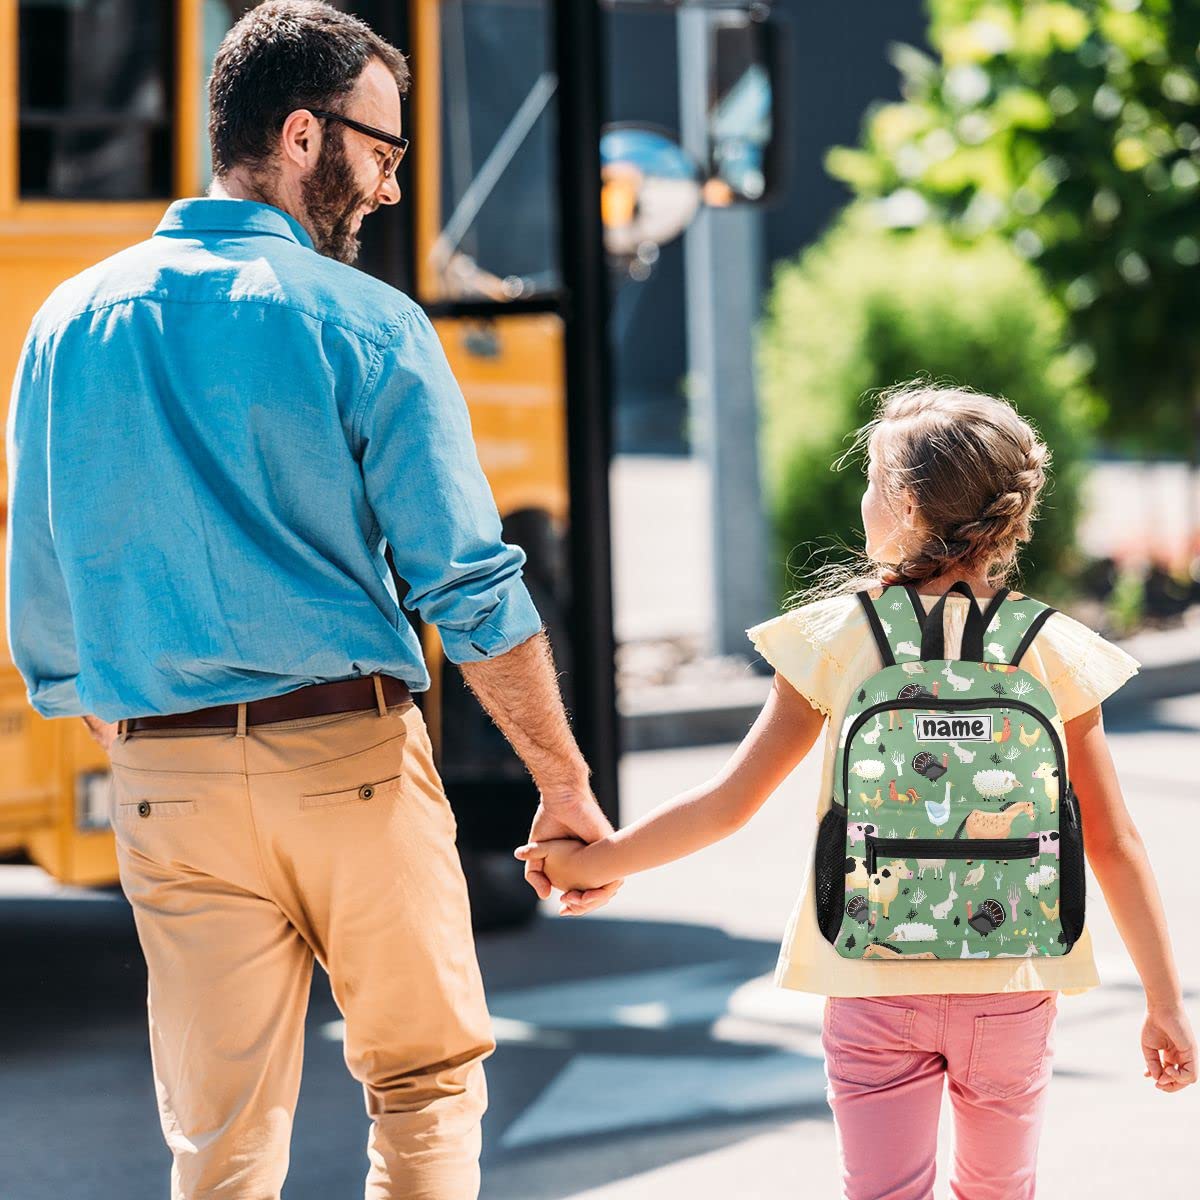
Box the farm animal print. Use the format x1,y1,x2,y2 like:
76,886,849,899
821,584,1086,962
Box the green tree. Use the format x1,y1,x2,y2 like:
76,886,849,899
827,0,1200,474
758,213,1094,604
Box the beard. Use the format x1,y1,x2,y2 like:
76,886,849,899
300,128,373,265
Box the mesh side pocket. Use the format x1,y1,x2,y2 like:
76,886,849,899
1059,781,1086,949
814,803,848,947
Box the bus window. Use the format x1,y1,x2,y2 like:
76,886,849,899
17,1,175,199
425,0,559,303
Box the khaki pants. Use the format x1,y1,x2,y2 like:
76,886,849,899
108,695,494,1200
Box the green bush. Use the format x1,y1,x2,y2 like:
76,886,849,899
756,209,1097,605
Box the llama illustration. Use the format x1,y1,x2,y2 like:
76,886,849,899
1031,761,1060,815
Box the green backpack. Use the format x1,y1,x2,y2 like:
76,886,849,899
814,581,1086,962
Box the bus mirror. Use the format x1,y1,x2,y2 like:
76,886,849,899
599,124,702,261
703,9,786,206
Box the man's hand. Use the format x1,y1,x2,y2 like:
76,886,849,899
456,633,625,915
82,714,118,754
525,779,623,916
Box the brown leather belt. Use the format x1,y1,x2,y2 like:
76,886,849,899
124,674,412,733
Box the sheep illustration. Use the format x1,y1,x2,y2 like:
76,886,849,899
851,759,885,782
1024,865,1058,896
886,922,938,943
972,769,1020,799
985,641,1006,660
896,640,921,657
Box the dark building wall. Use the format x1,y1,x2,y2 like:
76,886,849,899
607,0,927,454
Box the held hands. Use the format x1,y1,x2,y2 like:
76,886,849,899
514,836,611,898
521,776,623,916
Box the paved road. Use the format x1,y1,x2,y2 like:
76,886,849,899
2,695,1195,1198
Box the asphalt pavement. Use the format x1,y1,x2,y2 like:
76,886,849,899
2,692,1195,1199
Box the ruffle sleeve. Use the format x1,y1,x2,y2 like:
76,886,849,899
1034,610,1142,722
745,594,862,721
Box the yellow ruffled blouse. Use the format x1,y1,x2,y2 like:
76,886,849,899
746,588,1142,998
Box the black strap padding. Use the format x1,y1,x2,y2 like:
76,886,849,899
855,590,896,668
1011,605,1057,668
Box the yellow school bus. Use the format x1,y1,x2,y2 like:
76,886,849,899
0,0,604,912
0,0,780,923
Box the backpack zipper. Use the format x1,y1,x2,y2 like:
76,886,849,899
865,834,1040,876
840,695,1065,814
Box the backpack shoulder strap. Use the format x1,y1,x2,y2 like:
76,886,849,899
855,584,928,668
1003,597,1060,672
999,595,1058,668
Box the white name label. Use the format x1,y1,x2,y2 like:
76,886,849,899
914,714,993,742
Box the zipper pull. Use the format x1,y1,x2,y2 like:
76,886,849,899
866,836,876,876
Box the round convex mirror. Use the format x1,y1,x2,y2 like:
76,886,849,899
599,125,702,260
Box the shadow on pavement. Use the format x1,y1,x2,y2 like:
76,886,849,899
0,893,829,1200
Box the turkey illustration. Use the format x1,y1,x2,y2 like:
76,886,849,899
965,898,1006,937
846,896,870,926
912,751,949,782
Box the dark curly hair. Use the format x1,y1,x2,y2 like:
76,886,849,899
208,0,409,177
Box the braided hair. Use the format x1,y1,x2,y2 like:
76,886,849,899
783,381,1051,608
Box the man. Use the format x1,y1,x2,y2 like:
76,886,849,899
5,3,618,1196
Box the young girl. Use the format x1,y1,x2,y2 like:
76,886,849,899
517,384,1196,1199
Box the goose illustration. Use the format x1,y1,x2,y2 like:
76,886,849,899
925,780,952,827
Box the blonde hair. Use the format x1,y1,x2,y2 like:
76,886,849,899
786,381,1051,607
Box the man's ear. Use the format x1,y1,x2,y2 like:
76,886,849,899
279,109,320,170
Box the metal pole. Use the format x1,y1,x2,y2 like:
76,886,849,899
677,5,772,657
555,0,621,823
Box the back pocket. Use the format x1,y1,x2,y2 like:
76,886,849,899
300,773,404,810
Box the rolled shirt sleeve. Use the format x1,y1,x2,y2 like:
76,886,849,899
5,330,84,717
356,305,543,664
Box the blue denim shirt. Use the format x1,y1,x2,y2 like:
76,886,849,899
5,198,542,720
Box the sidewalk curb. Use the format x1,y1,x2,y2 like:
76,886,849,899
619,631,1200,753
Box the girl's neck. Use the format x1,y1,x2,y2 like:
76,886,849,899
906,571,999,598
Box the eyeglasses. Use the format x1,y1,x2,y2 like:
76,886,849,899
307,108,410,178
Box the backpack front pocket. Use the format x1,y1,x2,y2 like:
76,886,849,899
861,836,1051,958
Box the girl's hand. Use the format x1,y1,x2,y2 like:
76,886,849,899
514,837,613,898
1141,1004,1196,1092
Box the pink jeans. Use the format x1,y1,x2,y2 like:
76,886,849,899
820,990,1059,1200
